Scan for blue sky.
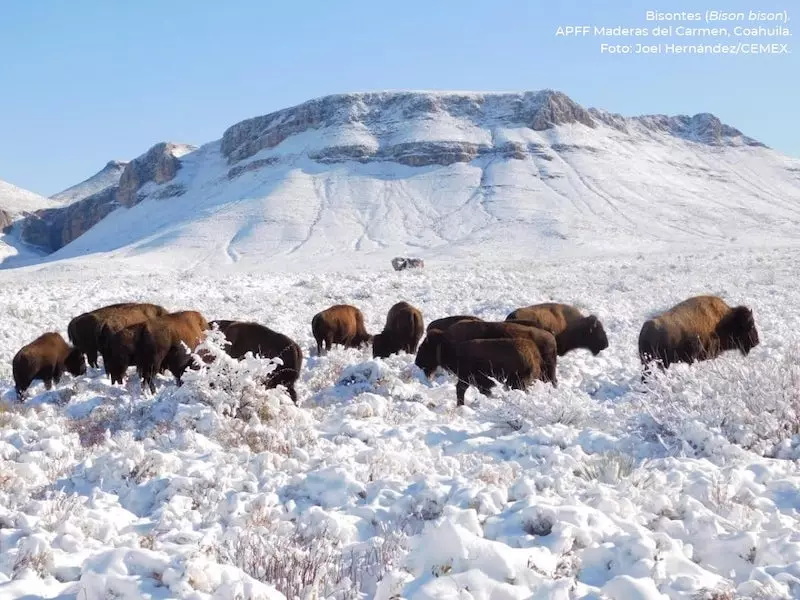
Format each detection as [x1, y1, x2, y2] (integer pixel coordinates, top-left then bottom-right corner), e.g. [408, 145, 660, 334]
[1, 0, 796, 195]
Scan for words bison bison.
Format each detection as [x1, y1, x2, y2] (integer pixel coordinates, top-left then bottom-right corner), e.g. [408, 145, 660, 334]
[505, 303, 608, 356]
[312, 305, 372, 355]
[415, 330, 546, 406]
[426, 315, 483, 333]
[433, 320, 558, 386]
[216, 321, 303, 403]
[638, 295, 759, 376]
[69, 302, 168, 368]
[373, 302, 424, 358]
[13, 332, 86, 398]
[103, 311, 208, 393]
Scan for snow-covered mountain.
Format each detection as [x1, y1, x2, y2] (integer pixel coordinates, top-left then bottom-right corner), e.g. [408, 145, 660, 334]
[0, 178, 57, 227]
[10, 90, 800, 271]
[49, 159, 128, 205]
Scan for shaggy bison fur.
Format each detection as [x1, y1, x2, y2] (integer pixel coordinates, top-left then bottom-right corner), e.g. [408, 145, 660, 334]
[311, 305, 372, 355]
[505, 303, 608, 356]
[638, 295, 759, 375]
[431, 320, 558, 386]
[415, 330, 545, 406]
[13, 332, 86, 398]
[209, 320, 236, 334]
[216, 321, 303, 403]
[69, 302, 168, 368]
[103, 311, 208, 393]
[426, 315, 483, 333]
[372, 302, 425, 358]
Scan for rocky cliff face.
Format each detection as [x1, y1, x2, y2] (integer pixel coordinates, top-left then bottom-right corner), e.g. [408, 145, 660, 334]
[20, 143, 195, 252]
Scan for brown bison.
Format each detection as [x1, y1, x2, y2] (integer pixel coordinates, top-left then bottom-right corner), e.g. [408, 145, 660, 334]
[426, 315, 483, 333]
[208, 320, 236, 334]
[638, 295, 759, 375]
[12, 332, 86, 398]
[373, 302, 425, 358]
[428, 320, 558, 386]
[311, 305, 372, 355]
[505, 303, 608, 356]
[415, 330, 546, 406]
[214, 321, 303, 403]
[103, 311, 208, 393]
[68, 302, 168, 368]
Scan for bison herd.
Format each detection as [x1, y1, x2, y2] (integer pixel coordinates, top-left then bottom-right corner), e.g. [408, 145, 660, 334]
[11, 294, 760, 407]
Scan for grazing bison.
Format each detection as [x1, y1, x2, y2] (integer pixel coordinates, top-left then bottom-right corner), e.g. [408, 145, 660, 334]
[415, 330, 545, 406]
[12, 332, 86, 398]
[208, 320, 236, 334]
[391, 257, 425, 271]
[311, 305, 372, 355]
[373, 302, 425, 358]
[103, 311, 208, 393]
[68, 302, 168, 368]
[215, 321, 303, 403]
[638, 295, 759, 376]
[435, 320, 558, 386]
[505, 303, 608, 356]
[426, 315, 483, 333]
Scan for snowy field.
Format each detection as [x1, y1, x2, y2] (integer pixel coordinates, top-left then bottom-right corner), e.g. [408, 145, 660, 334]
[1, 246, 799, 599]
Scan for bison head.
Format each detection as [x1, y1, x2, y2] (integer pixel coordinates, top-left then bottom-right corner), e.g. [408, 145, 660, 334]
[372, 332, 393, 359]
[585, 316, 609, 355]
[415, 330, 447, 378]
[724, 306, 759, 356]
[65, 347, 87, 376]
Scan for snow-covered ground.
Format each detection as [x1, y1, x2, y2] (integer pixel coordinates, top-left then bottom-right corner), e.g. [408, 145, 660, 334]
[1, 245, 799, 599]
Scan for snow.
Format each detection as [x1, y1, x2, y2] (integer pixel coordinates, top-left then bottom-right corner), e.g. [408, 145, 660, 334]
[49, 161, 127, 206]
[0, 178, 57, 215]
[1, 245, 799, 599]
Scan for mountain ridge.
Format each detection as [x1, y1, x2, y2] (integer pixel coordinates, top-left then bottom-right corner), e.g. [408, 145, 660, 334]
[3, 89, 797, 271]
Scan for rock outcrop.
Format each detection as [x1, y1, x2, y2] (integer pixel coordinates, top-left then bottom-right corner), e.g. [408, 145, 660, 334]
[19, 142, 195, 252]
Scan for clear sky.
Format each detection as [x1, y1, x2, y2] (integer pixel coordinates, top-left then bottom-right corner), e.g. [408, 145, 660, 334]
[1, 0, 796, 196]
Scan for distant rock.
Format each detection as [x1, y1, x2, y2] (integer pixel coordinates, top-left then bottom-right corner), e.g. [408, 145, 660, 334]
[19, 142, 195, 252]
[50, 160, 128, 205]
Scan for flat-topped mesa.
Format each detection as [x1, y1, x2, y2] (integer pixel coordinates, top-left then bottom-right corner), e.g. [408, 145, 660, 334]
[220, 90, 764, 167]
[220, 90, 597, 164]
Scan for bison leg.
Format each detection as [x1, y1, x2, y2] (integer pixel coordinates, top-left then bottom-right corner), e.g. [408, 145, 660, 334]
[455, 380, 469, 406]
[287, 385, 298, 404]
[43, 377, 53, 390]
[87, 349, 99, 369]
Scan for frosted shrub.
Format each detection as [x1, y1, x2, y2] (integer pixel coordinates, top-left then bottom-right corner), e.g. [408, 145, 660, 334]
[635, 348, 800, 457]
[179, 328, 280, 418]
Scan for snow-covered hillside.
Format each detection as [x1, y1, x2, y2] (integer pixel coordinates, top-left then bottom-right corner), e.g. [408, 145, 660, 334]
[8, 90, 800, 272]
[0, 178, 60, 265]
[0, 247, 799, 599]
[50, 160, 128, 205]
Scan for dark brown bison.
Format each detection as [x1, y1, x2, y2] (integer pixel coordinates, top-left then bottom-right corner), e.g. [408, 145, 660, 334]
[372, 302, 425, 358]
[208, 320, 236, 334]
[429, 320, 558, 386]
[12, 332, 86, 398]
[638, 295, 759, 376]
[505, 303, 608, 356]
[215, 321, 303, 403]
[426, 315, 483, 333]
[415, 330, 546, 406]
[311, 305, 372, 355]
[103, 311, 208, 393]
[68, 302, 168, 368]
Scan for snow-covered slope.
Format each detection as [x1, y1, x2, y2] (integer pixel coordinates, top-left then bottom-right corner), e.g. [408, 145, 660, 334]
[18, 90, 800, 272]
[0, 178, 57, 218]
[50, 160, 128, 205]
[0, 178, 60, 265]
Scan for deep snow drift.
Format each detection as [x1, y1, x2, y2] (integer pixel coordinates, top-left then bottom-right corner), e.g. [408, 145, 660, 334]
[1, 246, 799, 599]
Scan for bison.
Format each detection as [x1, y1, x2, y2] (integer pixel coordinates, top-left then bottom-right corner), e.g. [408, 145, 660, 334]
[311, 305, 372, 355]
[208, 320, 236, 335]
[372, 302, 425, 358]
[505, 303, 608, 356]
[638, 295, 759, 376]
[415, 330, 546, 406]
[427, 320, 558, 386]
[103, 311, 208, 393]
[68, 302, 168, 368]
[391, 257, 424, 271]
[215, 321, 303, 403]
[12, 332, 86, 398]
[426, 315, 483, 333]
